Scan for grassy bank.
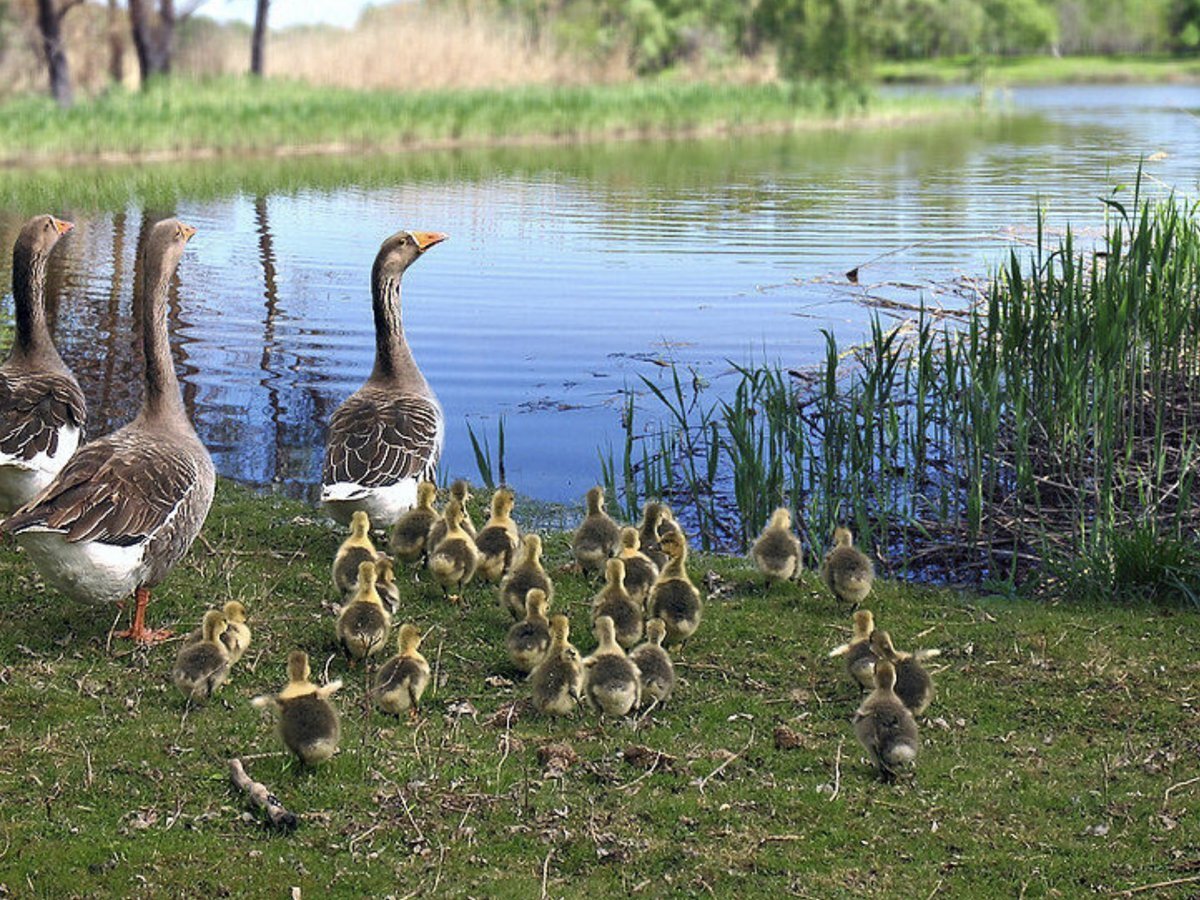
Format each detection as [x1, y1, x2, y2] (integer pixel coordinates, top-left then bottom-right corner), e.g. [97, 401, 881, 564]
[876, 53, 1200, 85]
[0, 77, 967, 168]
[0, 481, 1196, 896]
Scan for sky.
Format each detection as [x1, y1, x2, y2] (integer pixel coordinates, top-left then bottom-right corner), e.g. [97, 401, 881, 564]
[206, 0, 379, 30]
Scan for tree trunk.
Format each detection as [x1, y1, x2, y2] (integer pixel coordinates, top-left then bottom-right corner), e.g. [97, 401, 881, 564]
[128, 0, 180, 86]
[107, 0, 125, 84]
[250, 0, 269, 76]
[35, 0, 73, 108]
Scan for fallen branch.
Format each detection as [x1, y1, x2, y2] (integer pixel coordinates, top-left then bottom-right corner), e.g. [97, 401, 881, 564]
[229, 758, 298, 832]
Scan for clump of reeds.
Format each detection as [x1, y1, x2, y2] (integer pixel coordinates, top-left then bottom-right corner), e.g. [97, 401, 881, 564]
[604, 182, 1200, 604]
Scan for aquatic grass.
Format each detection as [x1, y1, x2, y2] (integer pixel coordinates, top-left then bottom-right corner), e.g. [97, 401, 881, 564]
[0, 76, 967, 167]
[466, 415, 506, 490]
[602, 185, 1200, 601]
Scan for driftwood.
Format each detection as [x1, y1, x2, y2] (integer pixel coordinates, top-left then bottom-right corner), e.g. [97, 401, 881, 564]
[229, 758, 298, 832]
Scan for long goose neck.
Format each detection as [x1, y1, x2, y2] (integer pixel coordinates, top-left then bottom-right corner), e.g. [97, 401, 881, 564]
[11, 243, 58, 362]
[140, 250, 185, 422]
[371, 270, 420, 383]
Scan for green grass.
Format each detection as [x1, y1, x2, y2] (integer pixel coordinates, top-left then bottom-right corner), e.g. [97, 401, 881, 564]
[0, 76, 966, 168]
[0, 480, 1196, 896]
[876, 52, 1200, 85]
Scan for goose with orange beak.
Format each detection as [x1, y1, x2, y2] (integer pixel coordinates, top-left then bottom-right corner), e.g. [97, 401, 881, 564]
[322, 230, 448, 527]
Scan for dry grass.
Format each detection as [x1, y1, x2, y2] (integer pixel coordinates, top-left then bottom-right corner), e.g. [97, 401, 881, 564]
[181, 1, 631, 90]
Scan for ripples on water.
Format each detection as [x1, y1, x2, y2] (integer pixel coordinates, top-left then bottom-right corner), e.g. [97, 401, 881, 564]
[1, 85, 1197, 505]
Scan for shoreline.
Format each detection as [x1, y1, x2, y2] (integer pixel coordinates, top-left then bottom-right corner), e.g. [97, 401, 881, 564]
[0, 107, 969, 171]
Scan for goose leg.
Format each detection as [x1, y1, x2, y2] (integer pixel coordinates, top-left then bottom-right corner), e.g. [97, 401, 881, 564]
[116, 586, 173, 644]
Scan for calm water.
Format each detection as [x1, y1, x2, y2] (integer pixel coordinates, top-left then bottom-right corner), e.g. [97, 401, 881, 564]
[1, 85, 1198, 506]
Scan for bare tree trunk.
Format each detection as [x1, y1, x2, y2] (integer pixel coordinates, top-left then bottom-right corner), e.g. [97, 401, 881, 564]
[250, 0, 269, 76]
[107, 0, 125, 84]
[35, 0, 74, 108]
[129, 0, 195, 85]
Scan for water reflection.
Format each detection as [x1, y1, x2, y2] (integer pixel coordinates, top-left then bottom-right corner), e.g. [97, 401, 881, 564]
[1, 86, 1197, 504]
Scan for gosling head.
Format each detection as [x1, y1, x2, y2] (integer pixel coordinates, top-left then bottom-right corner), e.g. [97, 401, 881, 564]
[287, 650, 311, 683]
[398, 623, 422, 654]
[769, 507, 792, 530]
[548, 614, 570, 646]
[605, 557, 626, 589]
[870, 629, 898, 659]
[593, 614, 617, 646]
[222, 600, 247, 624]
[350, 510, 371, 539]
[873, 658, 898, 692]
[355, 560, 378, 593]
[417, 481, 437, 508]
[491, 488, 515, 517]
[585, 486, 605, 514]
[375, 554, 396, 585]
[852, 609, 875, 640]
[449, 480, 471, 504]
[521, 533, 543, 561]
[201, 609, 226, 643]
[832, 526, 853, 549]
[443, 498, 464, 529]
[525, 588, 548, 619]
[646, 618, 667, 646]
[619, 526, 640, 552]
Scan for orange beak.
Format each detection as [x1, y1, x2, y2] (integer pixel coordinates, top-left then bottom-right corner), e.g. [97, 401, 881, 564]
[411, 231, 447, 252]
[180, 223, 197, 242]
[52, 218, 74, 235]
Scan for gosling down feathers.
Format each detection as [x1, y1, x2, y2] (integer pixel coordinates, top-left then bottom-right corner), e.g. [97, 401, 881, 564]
[374, 553, 401, 614]
[821, 527, 874, 606]
[374, 623, 431, 717]
[751, 507, 802, 588]
[828, 608, 877, 690]
[647, 531, 702, 648]
[530, 614, 584, 716]
[505, 588, 551, 674]
[853, 659, 919, 781]
[617, 526, 659, 610]
[474, 487, 519, 583]
[427, 479, 475, 551]
[591, 557, 643, 649]
[388, 480, 438, 565]
[184, 600, 252, 666]
[498, 533, 553, 621]
[428, 498, 477, 602]
[870, 630, 938, 716]
[172, 609, 230, 703]
[583, 615, 641, 717]
[336, 560, 392, 662]
[333, 510, 377, 597]
[637, 501, 674, 570]
[320, 230, 447, 527]
[254, 650, 342, 766]
[0, 215, 85, 514]
[629, 617, 676, 706]
[572, 485, 620, 574]
[3, 219, 214, 644]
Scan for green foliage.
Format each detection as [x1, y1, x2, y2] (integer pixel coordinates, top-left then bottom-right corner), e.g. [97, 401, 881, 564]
[1169, 0, 1200, 49]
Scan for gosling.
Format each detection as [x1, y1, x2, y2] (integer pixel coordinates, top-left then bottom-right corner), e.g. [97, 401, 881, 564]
[647, 531, 702, 648]
[505, 588, 552, 674]
[374, 624, 431, 718]
[853, 659, 919, 781]
[591, 557, 643, 649]
[427, 499, 478, 602]
[629, 618, 676, 706]
[388, 481, 439, 566]
[172, 609, 230, 703]
[336, 560, 392, 663]
[572, 485, 620, 575]
[821, 526, 874, 606]
[870, 630, 938, 716]
[253, 650, 342, 766]
[751, 507, 802, 588]
[828, 609, 878, 690]
[583, 615, 641, 717]
[333, 510, 377, 597]
[617, 526, 659, 611]
[498, 533, 554, 621]
[474, 487, 520, 583]
[530, 615, 584, 716]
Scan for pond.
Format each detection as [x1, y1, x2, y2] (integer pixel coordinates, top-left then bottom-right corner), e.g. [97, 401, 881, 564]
[1, 84, 1197, 510]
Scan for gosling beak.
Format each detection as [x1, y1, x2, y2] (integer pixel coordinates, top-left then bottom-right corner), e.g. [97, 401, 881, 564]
[411, 231, 448, 252]
[52, 218, 74, 235]
[179, 223, 197, 242]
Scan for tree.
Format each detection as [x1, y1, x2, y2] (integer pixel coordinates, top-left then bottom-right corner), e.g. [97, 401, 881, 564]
[250, 0, 268, 76]
[127, 0, 205, 84]
[33, 0, 83, 107]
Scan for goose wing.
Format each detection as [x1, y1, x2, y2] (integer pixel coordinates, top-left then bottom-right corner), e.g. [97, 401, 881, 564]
[323, 389, 442, 490]
[0, 370, 85, 462]
[4, 431, 207, 546]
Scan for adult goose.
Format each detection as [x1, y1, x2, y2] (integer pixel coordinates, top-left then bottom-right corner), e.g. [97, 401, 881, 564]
[321, 230, 446, 527]
[0, 215, 85, 514]
[4, 219, 214, 644]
